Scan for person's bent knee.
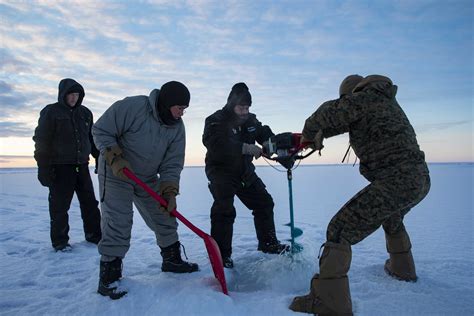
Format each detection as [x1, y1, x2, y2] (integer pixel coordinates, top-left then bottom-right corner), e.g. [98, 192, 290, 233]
[211, 211, 236, 224]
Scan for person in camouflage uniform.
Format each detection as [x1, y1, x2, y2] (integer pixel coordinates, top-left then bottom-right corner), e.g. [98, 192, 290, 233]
[289, 75, 430, 315]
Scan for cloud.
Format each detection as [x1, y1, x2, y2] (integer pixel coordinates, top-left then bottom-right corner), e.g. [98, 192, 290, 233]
[0, 49, 30, 73]
[0, 79, 53, 139]
[417, 120, 472, 133]
[0, 121, 32, 137]
[0, 80, 12, 93]
[33, 1, 139, 45]
[0, 0, 472, 164]
[260, 5, 310, 27]
[0, 81, 28, 114]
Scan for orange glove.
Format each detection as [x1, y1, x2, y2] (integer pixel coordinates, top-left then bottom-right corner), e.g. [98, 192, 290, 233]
[159, 181, 179, 214]
[104, 145, 132, 181]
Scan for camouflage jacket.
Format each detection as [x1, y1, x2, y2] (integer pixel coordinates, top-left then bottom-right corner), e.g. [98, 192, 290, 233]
[302, 76, 428, 181]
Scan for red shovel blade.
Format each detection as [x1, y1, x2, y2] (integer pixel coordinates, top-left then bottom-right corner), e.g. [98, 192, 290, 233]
[172, 209, 228, 295]
[203, 235, 228, 295]
[122, 168, 228, 295]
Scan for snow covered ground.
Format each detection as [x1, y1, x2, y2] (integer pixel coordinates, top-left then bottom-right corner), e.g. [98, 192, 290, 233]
[1, 163, 472, 315]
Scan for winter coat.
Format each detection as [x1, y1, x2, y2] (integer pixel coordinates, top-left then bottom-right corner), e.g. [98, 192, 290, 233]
[302, 75, 428, 182]
[203, 107, 274, 184]
[33, 78, 99, 167]
[92, 89, 185, 183]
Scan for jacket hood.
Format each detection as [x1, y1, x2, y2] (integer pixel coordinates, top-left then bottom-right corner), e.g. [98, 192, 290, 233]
[149, 88, 162, 121]
[58, 78, 84, 107]
[353, 75, 397, 99]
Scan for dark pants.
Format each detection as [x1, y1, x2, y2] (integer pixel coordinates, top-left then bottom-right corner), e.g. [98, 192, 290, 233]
[209, 176, 275, 258]
[48, 164, 101, 248]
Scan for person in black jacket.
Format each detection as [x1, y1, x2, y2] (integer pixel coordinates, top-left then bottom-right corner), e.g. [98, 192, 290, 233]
[202, 82, 289, 268]
[33, 78, 101, 252]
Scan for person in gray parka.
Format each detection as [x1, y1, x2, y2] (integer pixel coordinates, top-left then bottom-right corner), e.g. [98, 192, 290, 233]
[92, 81, 198, 300]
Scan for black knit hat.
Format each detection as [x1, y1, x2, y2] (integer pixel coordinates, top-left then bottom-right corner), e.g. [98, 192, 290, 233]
[226, 82, 252, 107]
[157, 81, 190, 125]
[158, 81, 190, 109]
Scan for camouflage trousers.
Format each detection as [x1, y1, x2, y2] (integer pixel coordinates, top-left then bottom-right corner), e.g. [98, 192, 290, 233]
[327, 171, 430, 245]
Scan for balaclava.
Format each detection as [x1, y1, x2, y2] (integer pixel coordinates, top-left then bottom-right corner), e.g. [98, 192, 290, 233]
[157, 81, 190, 125]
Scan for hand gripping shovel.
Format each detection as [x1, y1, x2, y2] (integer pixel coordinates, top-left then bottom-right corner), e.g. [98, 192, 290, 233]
[123, 168, 228, 295]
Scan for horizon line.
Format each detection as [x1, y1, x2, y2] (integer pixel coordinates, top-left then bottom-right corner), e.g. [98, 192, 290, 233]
[0, 162, 472, 170]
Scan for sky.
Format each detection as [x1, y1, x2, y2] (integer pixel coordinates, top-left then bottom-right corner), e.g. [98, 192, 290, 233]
[0, 0, 473, 167]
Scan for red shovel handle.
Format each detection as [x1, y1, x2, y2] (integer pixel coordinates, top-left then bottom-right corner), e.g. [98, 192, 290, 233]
[122, 168, 228, 295]
[123, 168, 207, 239]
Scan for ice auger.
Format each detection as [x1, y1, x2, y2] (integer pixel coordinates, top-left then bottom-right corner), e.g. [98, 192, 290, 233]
[262, 132, 315, 253]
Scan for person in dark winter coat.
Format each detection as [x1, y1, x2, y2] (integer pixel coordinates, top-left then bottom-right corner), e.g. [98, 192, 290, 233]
[202, 82, 289, 269]
[289, 75, 430, 315]
[92, 81, 198, 300]
[33, 78, 102, 252]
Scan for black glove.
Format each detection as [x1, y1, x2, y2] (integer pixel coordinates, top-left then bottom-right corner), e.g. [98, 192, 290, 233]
[38, 165, 55, 187]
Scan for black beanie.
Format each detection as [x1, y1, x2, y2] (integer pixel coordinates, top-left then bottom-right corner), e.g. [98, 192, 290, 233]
[226, 82, 252, 108]
[157, 81, 190, 125]
[158, 81, 190, 109]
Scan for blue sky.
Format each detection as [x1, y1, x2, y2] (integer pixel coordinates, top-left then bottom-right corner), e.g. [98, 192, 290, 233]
[0, 0, 472, 167]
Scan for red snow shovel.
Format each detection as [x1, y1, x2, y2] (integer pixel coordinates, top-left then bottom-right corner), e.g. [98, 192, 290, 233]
[123, 168, 228, 295]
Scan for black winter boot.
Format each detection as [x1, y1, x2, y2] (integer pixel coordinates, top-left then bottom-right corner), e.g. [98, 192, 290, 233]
[97, 258, 127, 300]
[160, 241, 199, 273]
[257, 231, 290, 254]
[54, 243, 72, 252]
[223, 256, 234, 269]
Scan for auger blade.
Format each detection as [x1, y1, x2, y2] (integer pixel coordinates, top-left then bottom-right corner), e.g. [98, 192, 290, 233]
[284, 223, 303, 238]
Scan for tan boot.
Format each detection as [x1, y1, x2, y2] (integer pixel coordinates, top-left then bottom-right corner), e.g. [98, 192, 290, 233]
[289, 242, 353, 315]
[289, 274, 322, 314]
[384, 230, 417, 282]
